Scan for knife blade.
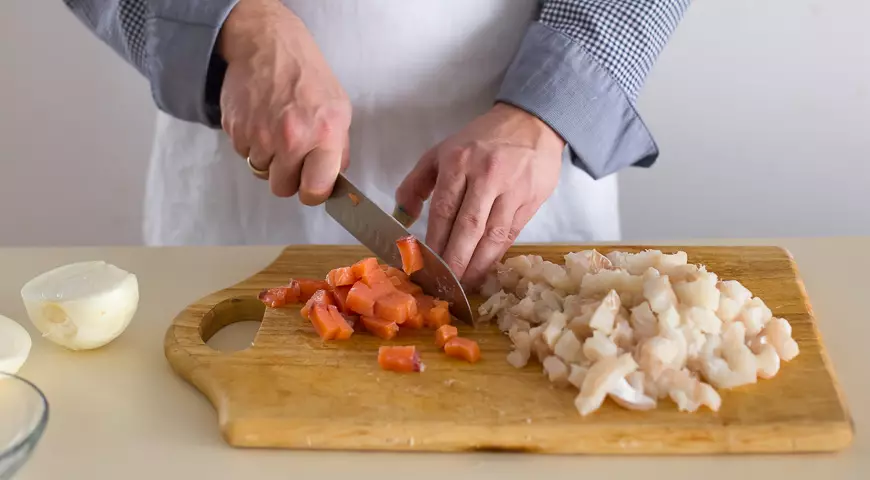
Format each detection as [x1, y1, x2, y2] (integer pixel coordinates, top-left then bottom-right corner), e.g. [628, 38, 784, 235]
[325, 173, 475, 325]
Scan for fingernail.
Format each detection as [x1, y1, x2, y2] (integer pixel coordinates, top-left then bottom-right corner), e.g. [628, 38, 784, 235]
[392, 205, 416, 228]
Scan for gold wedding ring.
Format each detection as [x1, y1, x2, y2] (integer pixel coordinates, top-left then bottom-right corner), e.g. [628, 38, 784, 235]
[246, 156, 270, 180]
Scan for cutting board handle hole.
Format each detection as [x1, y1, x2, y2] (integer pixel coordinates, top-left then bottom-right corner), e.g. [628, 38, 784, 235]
[200, 296, 265, 353]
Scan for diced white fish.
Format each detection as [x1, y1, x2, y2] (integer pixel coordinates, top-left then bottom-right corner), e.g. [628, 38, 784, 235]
[554, 329, 585, 364]
[542, 312, 568, 349]
[608, 377, 657, 411]
[629, 301, 658, 341]
[643, 268, 678, 314]
[543, 355, 570, 386]
[589, 290, 621, 334]
[567, 364, 589, 388]
[717, 280, 753, 305]
[477, 290, 518, 324]
[672, 271, 720, 311]
[580, 269, 643, 300]
[610, 318, 635, 351]
[575, 353, 638, 416]
[583, 330, 618, 363]
[764, 317, 800, 361]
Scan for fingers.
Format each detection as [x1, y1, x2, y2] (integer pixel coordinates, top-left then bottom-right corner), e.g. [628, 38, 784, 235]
[461, 194, 523, 288]
[247, 140, 273, 175]
[395, 148, 438, 222]
[340, 131, 350, 173]
[426, 158, 468, 256]
[298, 144, 343, 205]
[269, 148, 302, 197]
[225, 118, 251, 159]
[439, 179, 498, 280]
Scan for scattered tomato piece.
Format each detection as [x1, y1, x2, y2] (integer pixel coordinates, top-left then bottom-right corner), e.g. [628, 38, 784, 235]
[348, 192, 361, 206]
[301, 289, 335, 320]
[444, 337, 481, 363]
[297, 279, 331, 302]
[327, 305, 355, 340]
[351, 257, 380, 280]
[378, 345, 424, 373]
[396, 235, 424, 275]
[258, 279, 303, 307]
[396, 281, 423, 296]
[375, 291, 417, 324]
[326, 267, 356, 288]
[360, 268, 390, 288]
[310, 304, 340, 340]
[381, 265, 409, 282]
[361, 316, 399, 340]
[435, 325, 459, 348]
[425, 300, 451, 328]
[402, 312, 425, 329]
[346, 282, 376, 317]
[332, 285, 352, 315]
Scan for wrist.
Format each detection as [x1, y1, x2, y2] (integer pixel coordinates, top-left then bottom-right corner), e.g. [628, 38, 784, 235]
[218, 0, 298, 63]
[493, 102, 566, 153]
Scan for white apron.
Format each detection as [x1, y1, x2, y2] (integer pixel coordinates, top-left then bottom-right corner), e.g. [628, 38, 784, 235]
[143, 0, 621, 246]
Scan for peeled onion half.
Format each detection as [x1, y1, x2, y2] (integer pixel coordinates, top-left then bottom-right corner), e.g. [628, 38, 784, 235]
[0, 314, 32, 374]
[21, 261, 139, 350]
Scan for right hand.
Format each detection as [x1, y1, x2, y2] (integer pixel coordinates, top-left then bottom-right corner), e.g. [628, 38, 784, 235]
[218, 0, 351, 205]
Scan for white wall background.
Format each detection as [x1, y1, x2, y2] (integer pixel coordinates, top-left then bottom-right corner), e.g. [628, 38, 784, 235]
[1, 0, 868, 246]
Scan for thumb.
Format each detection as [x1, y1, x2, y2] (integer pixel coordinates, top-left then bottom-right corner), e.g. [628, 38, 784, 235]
[394, 148, 438, 227]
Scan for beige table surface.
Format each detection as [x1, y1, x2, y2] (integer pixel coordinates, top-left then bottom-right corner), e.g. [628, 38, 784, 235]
[2, 237, 865, 479]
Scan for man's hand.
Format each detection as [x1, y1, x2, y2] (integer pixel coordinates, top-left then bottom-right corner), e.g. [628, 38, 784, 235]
[219, 0, 351, 204]
[395, 103, 565, 288]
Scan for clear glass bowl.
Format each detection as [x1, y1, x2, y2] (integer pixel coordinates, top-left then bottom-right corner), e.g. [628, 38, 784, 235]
[0, 373, 48, 480]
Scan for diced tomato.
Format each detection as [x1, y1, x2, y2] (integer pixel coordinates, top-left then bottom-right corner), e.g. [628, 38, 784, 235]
[297, 279, 331, 302]
[346, 282, 377, 317]
[346, 314, 364, 332]
[351, 258, 380, 280]
[258, 279, 303, 308]
[301, 289, 335, 320]
[348, 192, 361, 206]
[395, 281, 423, 296]
[378, 345, 424, 373]
[443, 337, 481, 363]
[326, 267, 357, 288]
[332, 285, 352, 315]
[361, 316, 399, 340]
[258, 288, 286, 308]
[327, 305, 354, 340]
[396, 235, 424, 275]
[402, 312, 425, 329]
[381, 265, 409, 282]
[375, 291, 417, 324]
[310, 304, 340, 340]
[414, 294, 435, 313]
[389, 276, 402, 287]
[368, 279, 396, 298]
[435, 324, 458, 348]
[360, 268, 390, 288]
[425, 299, 451, 328]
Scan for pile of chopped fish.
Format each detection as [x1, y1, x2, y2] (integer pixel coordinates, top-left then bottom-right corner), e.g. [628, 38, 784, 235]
[477, 249, 800, 416]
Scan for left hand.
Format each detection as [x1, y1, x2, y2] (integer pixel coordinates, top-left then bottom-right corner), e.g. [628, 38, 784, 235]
[395, 103, 565, 289]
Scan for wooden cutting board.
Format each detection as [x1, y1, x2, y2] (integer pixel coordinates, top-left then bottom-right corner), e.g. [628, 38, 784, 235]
[163, 245, 854, 454]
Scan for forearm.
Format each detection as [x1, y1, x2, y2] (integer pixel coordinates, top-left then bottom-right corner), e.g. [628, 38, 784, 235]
[497, 0, 692, 179]
[62, 0, 241, 127]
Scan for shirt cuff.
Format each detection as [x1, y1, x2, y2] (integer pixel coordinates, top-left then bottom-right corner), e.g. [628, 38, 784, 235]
[495, 22, 658, 179]
[146, 1, 240, 128]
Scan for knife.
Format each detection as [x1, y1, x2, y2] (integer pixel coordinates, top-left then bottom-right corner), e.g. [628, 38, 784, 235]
[325, 173, 475, 325]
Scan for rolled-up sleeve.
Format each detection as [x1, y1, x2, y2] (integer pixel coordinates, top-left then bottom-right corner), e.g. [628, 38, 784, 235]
[496, 0, 692, 179]
[63, 0, 240, 127]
